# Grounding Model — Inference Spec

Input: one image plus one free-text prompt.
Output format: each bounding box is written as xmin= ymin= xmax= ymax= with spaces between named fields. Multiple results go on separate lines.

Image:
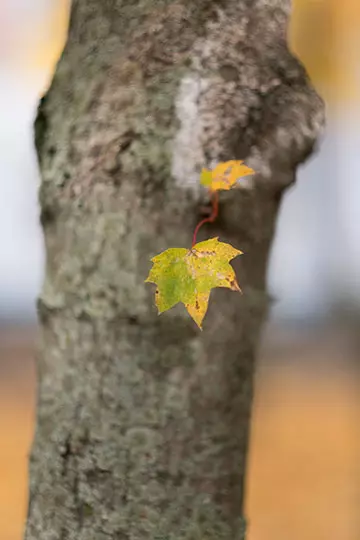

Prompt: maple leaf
xmin=145 ymin=237 xmax=242 ymax=329
xmin=200 ymin=160 xmax=254 ymax=192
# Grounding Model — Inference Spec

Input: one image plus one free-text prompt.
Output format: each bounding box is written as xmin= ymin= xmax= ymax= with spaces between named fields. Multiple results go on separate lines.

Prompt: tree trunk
xmin=25 ymin=1 xmax=324 ymax=539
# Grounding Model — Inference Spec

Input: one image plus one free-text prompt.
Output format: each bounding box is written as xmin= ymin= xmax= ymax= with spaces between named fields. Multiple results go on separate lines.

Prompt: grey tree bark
xmin=25 ymin=1 xmax=324 ymax=539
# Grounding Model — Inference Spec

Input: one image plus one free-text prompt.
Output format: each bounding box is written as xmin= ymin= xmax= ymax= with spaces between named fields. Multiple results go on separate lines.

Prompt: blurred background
xmin=0 ymin=1 xmax=359 ymax=539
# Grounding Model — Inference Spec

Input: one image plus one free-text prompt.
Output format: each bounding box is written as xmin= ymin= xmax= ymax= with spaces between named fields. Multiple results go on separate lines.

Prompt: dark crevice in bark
xmin=34 ymin=96 xmax=49 ymax=160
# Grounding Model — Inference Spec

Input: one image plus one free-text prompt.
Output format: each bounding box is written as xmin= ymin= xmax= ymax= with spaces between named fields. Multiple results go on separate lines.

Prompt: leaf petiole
xmin=192 ymin=190 xmax=219 ymax=247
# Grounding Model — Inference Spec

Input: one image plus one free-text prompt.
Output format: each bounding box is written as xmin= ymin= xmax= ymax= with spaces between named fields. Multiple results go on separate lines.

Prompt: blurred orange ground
xmin=247 ymin=360 xmax=360 ymax=540
xmin=0 ymin=327 xmax=359 ymax=540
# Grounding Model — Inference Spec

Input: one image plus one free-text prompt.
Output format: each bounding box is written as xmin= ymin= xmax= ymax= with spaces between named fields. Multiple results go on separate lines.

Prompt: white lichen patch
xmin=245 ymin=147 xmax=272 ymax=181
xmin=171 ymin=74 xmax=210 ymax=192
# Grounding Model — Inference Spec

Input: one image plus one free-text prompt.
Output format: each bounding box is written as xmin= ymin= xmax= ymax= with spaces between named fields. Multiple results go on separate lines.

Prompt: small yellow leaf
xmin=200 ymin=160 xmax=254 ymax=192
xmin=145 ymin=237 xmax=242 ymax=329
xmin=200 ymin=168 xmax=213 ymax=187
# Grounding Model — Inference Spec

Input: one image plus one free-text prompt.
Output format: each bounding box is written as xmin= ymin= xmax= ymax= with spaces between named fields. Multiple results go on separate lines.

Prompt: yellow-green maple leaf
xmin=145 ymin=237 xmax=242 ymax=328
xmin=200 ymin=160 xmax=254 ymax=191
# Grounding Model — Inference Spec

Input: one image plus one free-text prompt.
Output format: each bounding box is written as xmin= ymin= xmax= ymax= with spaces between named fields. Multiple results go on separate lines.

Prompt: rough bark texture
xmin=25 ymin=1 xmax=324 ymax=539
